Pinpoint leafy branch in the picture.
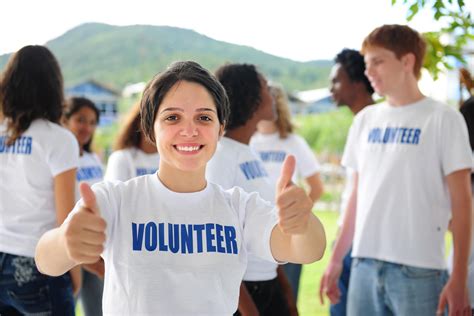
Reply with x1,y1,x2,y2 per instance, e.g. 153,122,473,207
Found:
392,0,473,79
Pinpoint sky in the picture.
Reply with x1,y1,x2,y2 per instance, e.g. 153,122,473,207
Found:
1,0,471,61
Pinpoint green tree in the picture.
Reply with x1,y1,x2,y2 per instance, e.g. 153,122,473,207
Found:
392,0,473,79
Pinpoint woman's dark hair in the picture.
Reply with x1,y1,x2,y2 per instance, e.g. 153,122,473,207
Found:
214,63,262,131
140,61,229,143
63,97,100,153
335,48,374,95
114,102,143,150
0,45,64,145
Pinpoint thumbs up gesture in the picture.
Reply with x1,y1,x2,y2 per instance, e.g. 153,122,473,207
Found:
61,182,106,264
276,155,313,234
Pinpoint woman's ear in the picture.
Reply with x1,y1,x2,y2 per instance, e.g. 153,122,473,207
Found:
218,122,225,139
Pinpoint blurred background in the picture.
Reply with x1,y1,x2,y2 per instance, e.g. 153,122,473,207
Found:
1,1,472,314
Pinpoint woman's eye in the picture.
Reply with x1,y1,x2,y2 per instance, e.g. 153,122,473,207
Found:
165,115,178,121
199,115,212,121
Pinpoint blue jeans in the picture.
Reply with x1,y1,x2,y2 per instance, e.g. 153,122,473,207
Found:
330,248,352,316
79,269,103,316
282,263,302,301
347,258,448,316
0,252,75,315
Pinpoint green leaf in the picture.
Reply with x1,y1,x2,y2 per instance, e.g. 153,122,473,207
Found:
408,3,420,20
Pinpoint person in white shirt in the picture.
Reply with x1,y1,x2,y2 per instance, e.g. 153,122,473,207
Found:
456,95,474,314
318,48,374,316
63,97,104,316
0,45,79,315
319,25,472,316
34,61,327,315
104,102,159,181
208,64,298,316
250,83,323,303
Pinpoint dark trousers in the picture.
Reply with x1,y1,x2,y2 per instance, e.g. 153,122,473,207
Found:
0,252,75,315
235,278,290,316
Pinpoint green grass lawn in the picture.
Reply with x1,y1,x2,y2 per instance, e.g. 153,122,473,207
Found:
297,210,338,316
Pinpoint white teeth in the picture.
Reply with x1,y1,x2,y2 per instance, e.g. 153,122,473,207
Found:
176,146,200,152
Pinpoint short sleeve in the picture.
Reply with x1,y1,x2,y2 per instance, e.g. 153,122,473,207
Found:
341,115,362,171
105,151,132,181
48,129,79,176
293,135,320,178
439,110,472,176
240,190,279,263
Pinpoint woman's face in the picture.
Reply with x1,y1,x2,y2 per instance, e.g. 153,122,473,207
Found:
64,106,98,148
153,80,223,174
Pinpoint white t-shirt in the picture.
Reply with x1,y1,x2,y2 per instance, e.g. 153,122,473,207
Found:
0,119,79,257
76,151,104,201
342,97,472,269
207,136,278,281
70,175,278,315
338,168,354,227
250,132,321,185
104,148,159,181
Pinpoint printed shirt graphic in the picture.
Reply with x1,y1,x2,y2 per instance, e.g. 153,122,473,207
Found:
76,152,104,202
207,137,278,281
104,148,159,181
342,98,472,269
77,152,103,184
250,132,321,185
0,119,79,257
69,175,277,315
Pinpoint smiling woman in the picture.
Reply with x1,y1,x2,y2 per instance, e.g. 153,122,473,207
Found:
34,60,326,315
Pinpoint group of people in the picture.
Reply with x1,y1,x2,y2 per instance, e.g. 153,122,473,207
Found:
0,23,472,316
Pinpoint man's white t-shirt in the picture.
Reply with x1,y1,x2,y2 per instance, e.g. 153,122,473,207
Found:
71,175,278,315
0,119,79,257
250,132,321,185
104,148,159,181
342,97,472,269
207,137,278,281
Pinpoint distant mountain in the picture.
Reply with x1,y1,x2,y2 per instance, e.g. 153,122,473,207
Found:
0,23,332,91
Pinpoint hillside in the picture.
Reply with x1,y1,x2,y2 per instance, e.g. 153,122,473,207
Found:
0,23,332,91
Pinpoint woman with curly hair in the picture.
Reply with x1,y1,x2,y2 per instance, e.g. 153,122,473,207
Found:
207,63,298,316
250,83,324,302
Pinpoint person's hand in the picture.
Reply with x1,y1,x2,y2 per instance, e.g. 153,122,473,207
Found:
83,258,105,279
437,275,471,316
276,155,313,235
61,182,106,264
319,261,343,305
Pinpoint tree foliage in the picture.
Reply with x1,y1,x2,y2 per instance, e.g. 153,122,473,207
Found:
392,0,473,79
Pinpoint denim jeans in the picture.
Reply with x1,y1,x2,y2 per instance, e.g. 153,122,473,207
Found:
79,269,103,316
330,248,352,316
282,263,302,301
0,252,75,315
347,258,448,316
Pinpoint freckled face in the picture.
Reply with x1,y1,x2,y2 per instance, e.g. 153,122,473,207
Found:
153,80,223,174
